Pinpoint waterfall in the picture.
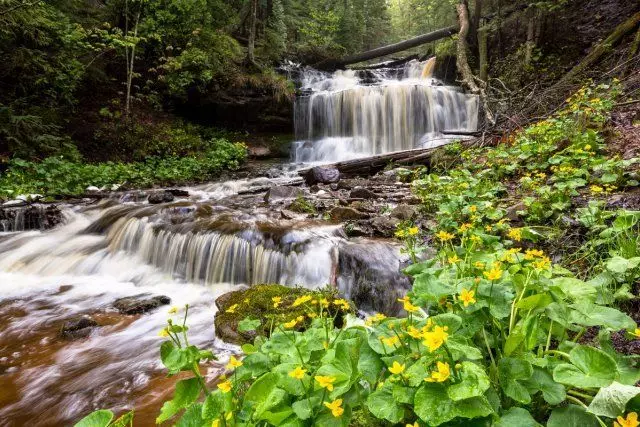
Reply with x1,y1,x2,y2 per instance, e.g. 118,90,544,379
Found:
293,58,479,163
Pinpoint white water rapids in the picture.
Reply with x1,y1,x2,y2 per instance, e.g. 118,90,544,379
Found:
0,58,478,426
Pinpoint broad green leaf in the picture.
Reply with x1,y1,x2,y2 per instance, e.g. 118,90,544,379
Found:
413,272,454,301
74,410,114,427
551,277,596,301
238,317,261,332
447,336,483,360
522,316,540,350
547,404,599,427
156,378,201,423
392,384,416,404
245,373,286,417
523,367,565,405
430,313,462,332
553,345,619,388
259,405,294,425
498,357,533,404
516,293,553,310
606,256,640,274
570,302,636,331
405,355,437,387
292,397,319,420
587,382,640,418
447,362,490,401
160,341,188,375
365,384,404,423
414,383,493,426
202,391,224,420
357,340,384,385
494,407,540,427
176,403,203,427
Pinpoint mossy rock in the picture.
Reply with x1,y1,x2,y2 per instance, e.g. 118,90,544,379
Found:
214,284,353,345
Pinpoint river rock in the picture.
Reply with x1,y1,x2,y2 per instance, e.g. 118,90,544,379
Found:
263,186,303,202
166,189,190,197
148,191,175,204
505,201,526,221
391,204,418,220
113,294,171,314
349,187,376,199
344,221,373,237
60,315,98,339
248,146,272,158
330,206,368,221
371,216,400,237
304,166,340,185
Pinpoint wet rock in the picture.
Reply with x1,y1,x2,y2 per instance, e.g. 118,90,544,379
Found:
248,146,272,158
344,221,373,237
166,189,190,197
330,206,368,221
505,201,526,221
349,187,376,199
281,209,303,220
391,204,418,220
60,316,98,339
113,294,171,314
371,216,400,238
264,186,303,202
607,189,640,210
304,166,340,185
0,205,63,231
148,191,175,204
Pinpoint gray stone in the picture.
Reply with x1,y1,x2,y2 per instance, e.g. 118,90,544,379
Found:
371,216,400,238
60,316,98,339
304,167,340,185
114,294,171,315
148,191,175,204
329,206,368,221
263,186,303,202
391,204,418,220
349,187,376,199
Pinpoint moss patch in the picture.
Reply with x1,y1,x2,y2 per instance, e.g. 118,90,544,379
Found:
214,284,353,345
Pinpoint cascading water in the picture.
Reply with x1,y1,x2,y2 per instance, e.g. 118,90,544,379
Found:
0,58,471,425
292,58,479,163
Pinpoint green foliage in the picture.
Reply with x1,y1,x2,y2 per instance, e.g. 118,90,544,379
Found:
0,139,246,198
289,195,317,214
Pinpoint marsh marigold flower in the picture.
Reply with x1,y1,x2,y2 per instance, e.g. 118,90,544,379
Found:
507,228,522,241
436,230,454,241
422,326,448,352
272,296,282,308
381,335,400,347
292,295,312,307
459,288,476,307
324,399,344,417
614,412,639,427
483,266,503,281
283,319,297,328
425,361,450,383
217,380,232,393
631,328,640,339
158,327,169,338
448,254,461,264
388,361,406,375
315,375,336,391
288,366,307,379
407,227,419,236
226,355,242,370
226,304,238,314
168,306,178,314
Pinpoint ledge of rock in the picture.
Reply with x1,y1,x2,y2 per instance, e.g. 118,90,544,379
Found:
60,315,99,339
113,294,171,315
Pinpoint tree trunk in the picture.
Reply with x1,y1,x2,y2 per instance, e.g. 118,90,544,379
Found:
247,0,258,64
478,25,489,83
125,11,140,120
558,11,640,85
524,7,536,67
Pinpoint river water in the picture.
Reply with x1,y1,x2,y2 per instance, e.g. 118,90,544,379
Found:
0,59,478,426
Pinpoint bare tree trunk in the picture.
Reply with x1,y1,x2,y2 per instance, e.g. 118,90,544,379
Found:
457,0,495,125
478,25,489,83
247,0,258,65
524,7,536,67
125,11,140,120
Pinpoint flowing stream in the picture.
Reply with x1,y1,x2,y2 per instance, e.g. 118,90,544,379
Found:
0,59,478,426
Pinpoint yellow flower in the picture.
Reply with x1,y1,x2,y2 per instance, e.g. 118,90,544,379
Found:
297,315,305,322
226,304,238,314
403,300,420,313
288,366,307,379
590,185,604,194
507,228,522,241
436,230,454,242
448,254,461,264
459,288,476,307
474,261,485,269
226,355,243,370
425,361,451,383
333,299,350,310
158,327,169,338
407,326,423,339
381,335,400,347
459,223,472,232
307,312,317,318
469,205,477,213
407,227,419,236
168,306,178,314
324,399,344,417
406,423,419,427
283,319,297,328
631,328,640,339
615,412,639,427
212,420,219,427
395,229,407,238
389,361,406,375
422,326,448,352
483,266,503,281
524,249,544,260
217,380,232,393
470,235,482,243
533,256,551,271
272,296,282,308
319,298,329,308
485,225,493,232
292,295,312,307
315,375,336,391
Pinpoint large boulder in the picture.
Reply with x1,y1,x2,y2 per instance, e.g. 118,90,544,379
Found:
148,191,175,204
329,206,368,221
263,186,303,202
113,294,171,314
371,216,400,238
391,204,418,221
349,187,377,199
304,167,340,186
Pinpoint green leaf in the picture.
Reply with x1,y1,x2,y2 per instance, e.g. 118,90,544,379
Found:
522,316,541,350
447,362,490,401
176,403,203,427
551,277,596,301
365,384,404,423
110,411,134,427
606,256,640,274
357,340,384,385
292,397,319,420
447,336,483,360
202,391,225,421
238,316,261,332
156,378,201,423
553,345,619,388
516,293,553,310
414,383,493,426
523,367,566,405
570,302,636,331
587,382,640,418
160,341,188,375
241,343,257,354
74,410,114,427
547,405,599,427
494,407,541,427
413,272,454,301
498,357,533,404
244,373,286,417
